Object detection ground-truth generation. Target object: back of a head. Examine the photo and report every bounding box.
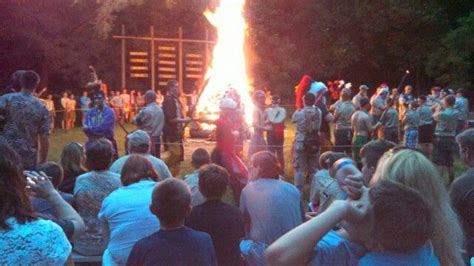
[372,149,465,265]
[144,90,156,103]
[444,95,456,107]
[20,70,40,91]
[151,178,191,226]
[456,128,474,155]
[304,92,316,106]
[60,142,85,175]
[251,151,281,179]
[127,130,151,154]
[198,164,229,199]
[191,148,210,169]
[37,162,64,189]
[370,180,433,253]
[360,97,370,108]
[85,138,113,171]
[360,140,396,169]
[121,154,159,186]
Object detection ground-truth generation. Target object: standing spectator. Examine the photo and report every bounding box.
[162,80,191,176]
[59,142,86,194]
[60,91,69,131]
[0,70,50,169]
[120,88,131,122]
[73,138,121,256]
[417,95,434,158]
[44,94,55,130]
[398,85,416,120]
[79,90,91,125]
[248,90,269,158]
[127,178,217,265]
[450,128,474,262]
[352,84,369,109]
[402,102,419,149]
[184,148,211,207]
[265,95,287,171]
[0,141,71,265]
[454,88,469,135]
[99,155,160,265]
[109,130,171,180]
[292,93,322,191]
[377,97,399,143]
[110,91,123,122]
[351,97,373,167]
[130,90,137,118]
[389,87,400,109]
[240,151,302,246]
[136,90,145,109]
[84,90,117,159]
[332,89,356,154]
[433,95,459,184]
[132,90,165,158]
[186,164,245,266]
[65,94,77,131]
[370,86,388,125]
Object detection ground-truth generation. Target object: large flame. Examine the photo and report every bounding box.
[196,0,253,124]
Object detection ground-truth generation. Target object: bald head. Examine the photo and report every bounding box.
[144,90,156,104]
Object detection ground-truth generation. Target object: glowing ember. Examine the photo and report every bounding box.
[196,0,253,124]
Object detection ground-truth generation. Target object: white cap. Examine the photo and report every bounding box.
[219,97,237,109]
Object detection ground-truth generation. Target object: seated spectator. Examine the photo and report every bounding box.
[450,128,474,262]
[25,170,85,241]
[110,130,172,180]
[372,148,464,265]
[99,155,160,265]
[266,181,438,265]
[127,178,217,265]
[359,139,396,184]
[309,152,347,213]
[240,151,303,246]
[184,148,210,207]
[59,142,86,194]
[30,162,74,218]
[74,138,122,256]
[0,141,71,265]
[186,164,245,266]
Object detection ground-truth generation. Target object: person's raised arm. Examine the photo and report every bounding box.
[265,187,369,266]
[26,171,85,240]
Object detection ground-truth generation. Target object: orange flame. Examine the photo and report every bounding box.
[196,0,253,124]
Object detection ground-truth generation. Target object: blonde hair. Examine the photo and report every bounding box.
[371,149,464,266]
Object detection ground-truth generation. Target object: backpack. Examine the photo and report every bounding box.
[303,107,321,153]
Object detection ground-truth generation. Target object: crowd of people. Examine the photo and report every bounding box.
[0,70,473,265]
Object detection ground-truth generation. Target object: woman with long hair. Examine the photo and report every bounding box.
[0,141,71,264]
[59,142,86,193]
[371,149,464,266]
[99,154,160,265]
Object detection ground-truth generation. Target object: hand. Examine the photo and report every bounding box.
[342,174,364,200]
[344,186,370,223]
[24,171,57,199]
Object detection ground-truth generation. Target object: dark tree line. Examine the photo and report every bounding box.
[0,0,472,101]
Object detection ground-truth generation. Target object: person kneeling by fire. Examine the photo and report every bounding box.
[211,97,249,203]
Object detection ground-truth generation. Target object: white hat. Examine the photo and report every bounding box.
[219,97,237,109]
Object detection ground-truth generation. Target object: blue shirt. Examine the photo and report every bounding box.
[360,243,440,266]
[84,106,115,140]
[98,180,160,265]
[310,230,364,266]
[80,96,91,110]
[127,227,217,266]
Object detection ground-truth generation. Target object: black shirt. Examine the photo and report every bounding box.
[162,95,183,142]
[127,227,217,266]
[186,200,245,266]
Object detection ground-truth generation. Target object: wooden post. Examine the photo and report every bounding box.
[121,24,126,89]
[150,26,155,91]
[178,27,184,95]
